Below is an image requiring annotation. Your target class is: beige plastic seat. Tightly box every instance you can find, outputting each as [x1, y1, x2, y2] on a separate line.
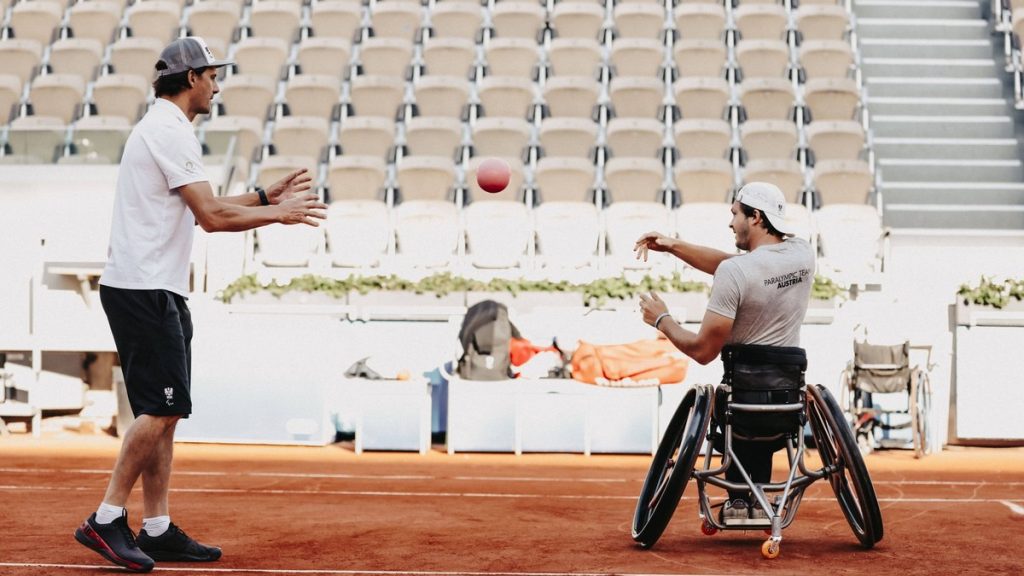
[395, 200, 459, 268]
[674, 157, 734, 203]
[430, 2, 483, 41]
[1015, 10, 1024, 44]
[5, 115, 67, 162]
[404, 115, 462, 159]
[736, 39, 790, 79]
[257, 154, 319, 190]
[250, 1, 302, 42]
[478, 75, 535, 119]
[255, 221, 323, 267]
[814, 159, 873, 205]
[799, 40, 854, 80]
[543, 76, 600, 118]
[423, 37, 476, 77]
[0, 39, 43, 84]
[673, 118, 732, 159]
[9, 0, 63, 46]
[187, 0, 242, 45]
[471, 116, 532, 159]
[734, 4, 788, 41]
[233, 37, 290, 78]
[538, 117, 598, 159]
[673, 76, 730, 119]
[28, 74, 85, 123]
[491, 1, 546, 40]
[92, 74, 150, 122]
[613, 3, 665, 39]
[71, 115, 132, 162]
[396, 155, 457, 202]
[109, 37, 164, 78]
[606, 118, 664, 160]
[327, 155, 389, 201]
[740, 119, 797, 161]
[309, 0, 362, 41]
[464, 200, 531, 269]
[815, 204, 884, 281]
[413, 75, 471, 118]
[604, 202, 672, 268]
[605, 157, 665, 203]
[127, 1, 181, 42]
[357, 37, 414, 78]
[370, 2, 422, 42]
[610, 38, 664, 78]
[337, 116, 395, 159]
[219, 74, 277, 119]
[804, 77, 860, 121]
[325, 200, 390, 267]
[534, 156, 596, 202]
[609, 77, 664, 119]
[739, 77, 795, 120]
[547, 38, 603, 78]
[535, 201, 600, 268]
[782, 202, 813, 242]
[47, 39, 104, 82]
[674, 4, 726, 41]
[465, 156, 526, 202]
[284, 75, 341, 118]
[271, 116, 330, 160]
[485, 38, 540, 78]
[674, 39, 726, 78]
[551, 2, 605, 41]
[677, 202, 736, 254]
[68, 1, 122, 46]
[348, 74, 405, 118]
[807, 120, 865, 162]
[795, 5, 850, 42]
[0, 75, 22, 123]
[203, 114, 264, 160]
[743, 159, 804, 203]
[296, 37, 351, 78]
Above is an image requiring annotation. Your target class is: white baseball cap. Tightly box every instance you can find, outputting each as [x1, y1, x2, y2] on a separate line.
[156, 37, 233, 77]
[734, 182, 795, 236]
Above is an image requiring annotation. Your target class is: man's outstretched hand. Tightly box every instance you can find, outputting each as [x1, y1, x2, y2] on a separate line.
[634, 231, 675, 262]
[267, 168, 313, 205]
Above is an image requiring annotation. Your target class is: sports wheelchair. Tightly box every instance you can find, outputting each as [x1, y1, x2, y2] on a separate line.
[632, 345, 883, 559]
[840, 340, 933, 458]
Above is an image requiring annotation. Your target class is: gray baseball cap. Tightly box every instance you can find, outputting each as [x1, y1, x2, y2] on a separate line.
[156, 36, 233, 77]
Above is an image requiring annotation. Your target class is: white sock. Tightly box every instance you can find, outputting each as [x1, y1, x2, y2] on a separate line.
[95, 502, 125, 525]
[142, 515, 171, 537]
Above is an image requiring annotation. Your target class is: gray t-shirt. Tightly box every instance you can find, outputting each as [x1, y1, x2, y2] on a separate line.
[706, 237, 815, 347]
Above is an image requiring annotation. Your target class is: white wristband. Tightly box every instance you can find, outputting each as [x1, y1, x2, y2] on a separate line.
[653, 312, 671, 331]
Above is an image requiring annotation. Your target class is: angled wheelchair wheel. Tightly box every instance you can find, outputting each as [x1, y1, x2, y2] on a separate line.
[632, 384, 713, 549]
[806, 384, 884, 547]
[911, 374, 931, 459]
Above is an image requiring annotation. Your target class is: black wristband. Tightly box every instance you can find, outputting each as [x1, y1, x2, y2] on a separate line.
[256, 187, 269, 206]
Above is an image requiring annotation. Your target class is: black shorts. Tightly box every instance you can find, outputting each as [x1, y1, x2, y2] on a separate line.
[100, 285, 193, 418]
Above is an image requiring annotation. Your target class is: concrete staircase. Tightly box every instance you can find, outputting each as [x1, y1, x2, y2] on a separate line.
[854, 0, 1024, 230]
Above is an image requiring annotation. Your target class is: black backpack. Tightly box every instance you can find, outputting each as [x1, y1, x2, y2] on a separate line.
[457, 300, 520, 381]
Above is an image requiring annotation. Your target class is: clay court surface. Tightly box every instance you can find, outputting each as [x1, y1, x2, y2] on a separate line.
[1, 435, 1022, 576]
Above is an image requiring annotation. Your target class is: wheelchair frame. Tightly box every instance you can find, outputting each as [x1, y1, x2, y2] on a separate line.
[633, 383, 883, 559]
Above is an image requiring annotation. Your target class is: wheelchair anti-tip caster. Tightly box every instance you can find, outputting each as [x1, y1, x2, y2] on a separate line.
[761, 538, 781, 559]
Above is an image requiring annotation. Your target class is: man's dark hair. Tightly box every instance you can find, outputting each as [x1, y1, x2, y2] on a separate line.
[152, 62, 209, 97]
[739, 202, 785, 239]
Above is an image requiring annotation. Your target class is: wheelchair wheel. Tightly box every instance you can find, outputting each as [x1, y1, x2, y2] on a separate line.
[806, 384, 883, 547]
[632, 384, 713, 549]
[911, 373, 931, 459]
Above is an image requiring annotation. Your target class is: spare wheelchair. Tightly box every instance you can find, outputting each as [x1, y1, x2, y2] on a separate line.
[632, 345, 883, 559]
[840, 340, 933, 458]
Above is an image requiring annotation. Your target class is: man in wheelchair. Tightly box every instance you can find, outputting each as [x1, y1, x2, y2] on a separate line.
[636, 182, 815, 521]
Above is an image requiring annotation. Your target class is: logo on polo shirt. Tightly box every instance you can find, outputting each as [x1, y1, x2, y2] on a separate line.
[185, 160, 196, 173]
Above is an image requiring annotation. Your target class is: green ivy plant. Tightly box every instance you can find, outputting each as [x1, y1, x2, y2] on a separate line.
[811, 275, 847, 302]
[957, 276, 1024, 309]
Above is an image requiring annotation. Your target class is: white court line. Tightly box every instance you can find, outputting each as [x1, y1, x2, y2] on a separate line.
[0, 564, 719, 576]
[0, 468, 436, 481]
[1000, 500, 1024, 515]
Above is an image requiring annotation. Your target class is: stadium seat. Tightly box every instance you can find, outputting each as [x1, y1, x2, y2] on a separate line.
[613, 3, 665, 39]
[403, 115, 462, 159]
[423, 37, 476, 77]
[799, 40, 854, 80]
[609, 77, 664, 119]
[395, 200, 460, 267]
[676, 202, 736, 254]
[309, 0, 362, 41]
[534, 156, 596, 202]
[429, 2, 483, 41]
[610, 38, 664, 78]
[338, 116, 396, 159]
[271, 116, 330, 160]
[127, 0, 181, 42]
[203, 114, 264, 161]
[491, 1, 546, 41]
[484, 38, 540, 78]
[465, 156, 526, 203]
[795, 5, 850, 42]
[67, 1, 122, 46]
[218, 74, 277, 119]
[284, 75, 340, 118]
[739, 77, 795, 120]
[28, 74, 85, 124]
[673, 39, 727, 78]
[784, 202, 813, 242]
[604, 157, 665, 203]
[534, 201, 600, 269]
[736, 39, 790, 79]
[108, 37, 164, 78]
[815, 203, 885, 280]
[673, 118, 732, 159]
[604, 201, 672, 269]
[673, 4, 726, 41]
[742, 159, 805, 203]
[734, 4, 788, 41]
[187, 0, 242, 46]
[674, 157, 734, 203]
[325, 200, 390, 268]
[0, 39, 43, 84]
[0, 75, 22, 123]
[471, 116, 532, 159]
[9, 0, 63, 46]
[255, 223, 323, 267]
[348, 74, 406, 118]
[813, 159, 873, 205]
[547, 38, 603, 78]
[91, 74, 150, 122]
[740, 119, 798, 161]
[296, 37, 351, 77]
[257, 154, 319, 190]
[539, 117, 599, 159]
[249, 0, 302, 43]
[327, 155, 389, 201]
[46, 39, 104, 83]
[356, 38, 414, 78]
[477, 76, 536, 119]
[606, 117, 665, 160]
[232, 37, 290, 78]
[413, 75, 471, 118]
[804, 77, 860, 121]
[370, 2, 422, 42]
[396, 155, 457, 203]
[70, 115, 132, 163]
[551, 2, 605, 41]
[673, 76, 730, 120]
[464, 200, 531, 269]
[806, 120, 865, 162]
[5, 115, 66, 162]
[543, 76, 600, 118]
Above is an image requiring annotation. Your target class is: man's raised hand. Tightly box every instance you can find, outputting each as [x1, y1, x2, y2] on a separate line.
[277, 193, 327, 226]
[634, 231, 674, 262]
[267, 168, 313, 204]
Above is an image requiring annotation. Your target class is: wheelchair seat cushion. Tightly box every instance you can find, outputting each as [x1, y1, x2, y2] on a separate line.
[718, 344, 808, 438]
[853, 341, 910, 394]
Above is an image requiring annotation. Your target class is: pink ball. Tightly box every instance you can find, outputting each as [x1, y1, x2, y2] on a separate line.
[476, 158, 511, 194]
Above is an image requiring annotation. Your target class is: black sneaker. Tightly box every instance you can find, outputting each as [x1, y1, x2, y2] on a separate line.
[137, 523, 222, 562]
[74, 511, 155, 573]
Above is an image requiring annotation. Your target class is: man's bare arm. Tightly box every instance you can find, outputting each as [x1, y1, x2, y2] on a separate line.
[179, 181, 325, 233]
[635, 232, 734, 276]
[657, 309, 733, 365]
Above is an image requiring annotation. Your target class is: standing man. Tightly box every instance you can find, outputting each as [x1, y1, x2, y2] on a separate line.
[74, 37, 327, 572]
[634, 182, 815, 522]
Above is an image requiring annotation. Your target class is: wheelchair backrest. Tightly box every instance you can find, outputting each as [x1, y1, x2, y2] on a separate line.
[853, 340, 910, 394]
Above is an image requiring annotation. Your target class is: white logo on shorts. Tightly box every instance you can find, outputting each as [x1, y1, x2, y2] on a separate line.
[164, 387, 174, 406]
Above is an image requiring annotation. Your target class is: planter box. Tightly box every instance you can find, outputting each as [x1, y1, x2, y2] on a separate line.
[348, 290, 467, 320]
[658, 291, 710, 323]
[804, 297, 839, 325]
[466, 290, 584, 312]
[952, 300, 1024, 327]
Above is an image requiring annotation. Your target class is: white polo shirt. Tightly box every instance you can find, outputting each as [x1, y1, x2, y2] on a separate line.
[100, 98, 208, 297]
